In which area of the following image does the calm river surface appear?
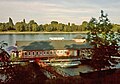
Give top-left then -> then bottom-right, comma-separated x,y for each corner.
0,33 -> 86,46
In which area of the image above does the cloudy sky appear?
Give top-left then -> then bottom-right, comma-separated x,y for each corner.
0,0 -> 120,24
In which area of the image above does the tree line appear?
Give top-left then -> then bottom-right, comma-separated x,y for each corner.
0,17 -> 120,32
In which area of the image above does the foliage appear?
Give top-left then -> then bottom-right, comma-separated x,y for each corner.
87,10 -> 119,69
2,63 -> 47,84
8,17 -> 14,30
0,41 -> 10,66
0,17 -> 120,32
0,41 -> 8,49
112,24 -> 120,33
0,19 -> 88,32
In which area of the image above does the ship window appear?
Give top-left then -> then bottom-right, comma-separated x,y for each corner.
46,51 -> 49,55
54,51 -> 56,55
57,51 -> 59,53
43,51 -> 46,55
50,51 -> 52,55
28,52 -> 31,56
33,52 -> 35,56
36,52 -> 39,56
39,51 -> 42,55
24,52 -> 27,56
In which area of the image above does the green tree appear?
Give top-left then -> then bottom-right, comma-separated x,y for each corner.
58,23 -> 64,31
50,21 -> 59,31
81,21 -> 88,31
0,41 -> 10,67
87,10 -> 119,69
51,21 -> 58,24
117,28 -> 120,33
71,23 -> 76,32
38,24 -> 44,31
63,25 -> 67,32
15,22 -> 27,31
9,17 -> 14,26
112,24 -> 120,32
7,17 -> 14,30
28,20 -> 38,31
23,19 -> 26,23
0,23 -> 7,31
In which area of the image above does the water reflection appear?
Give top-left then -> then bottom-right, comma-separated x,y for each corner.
8,34 -> 16,46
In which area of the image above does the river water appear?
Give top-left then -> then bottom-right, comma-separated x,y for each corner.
0,33 -> 86,46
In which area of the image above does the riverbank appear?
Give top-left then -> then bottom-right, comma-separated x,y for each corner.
1,62 -> 120,84
46,70 -> 120,84
0,31 -> 88,34
46,69 -> 120,84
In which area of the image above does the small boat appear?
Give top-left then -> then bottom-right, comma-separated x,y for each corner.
79,68 -> 117,78
49,37 -> 64,40
49,61 -> 81,68
60,62 -> 79,68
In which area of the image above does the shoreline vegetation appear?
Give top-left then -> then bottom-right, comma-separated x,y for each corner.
0,31 -> 88,34
0,18 -> 120,33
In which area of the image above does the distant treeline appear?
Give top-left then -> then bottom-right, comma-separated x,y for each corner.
0,17 -> 120,32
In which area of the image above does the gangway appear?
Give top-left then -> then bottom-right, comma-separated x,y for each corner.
36,59 -> 70,78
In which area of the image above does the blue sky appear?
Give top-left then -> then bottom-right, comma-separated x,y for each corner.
0,0 -> 120,24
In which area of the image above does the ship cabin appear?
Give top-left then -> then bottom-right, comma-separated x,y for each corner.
15,40 -> 93,59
